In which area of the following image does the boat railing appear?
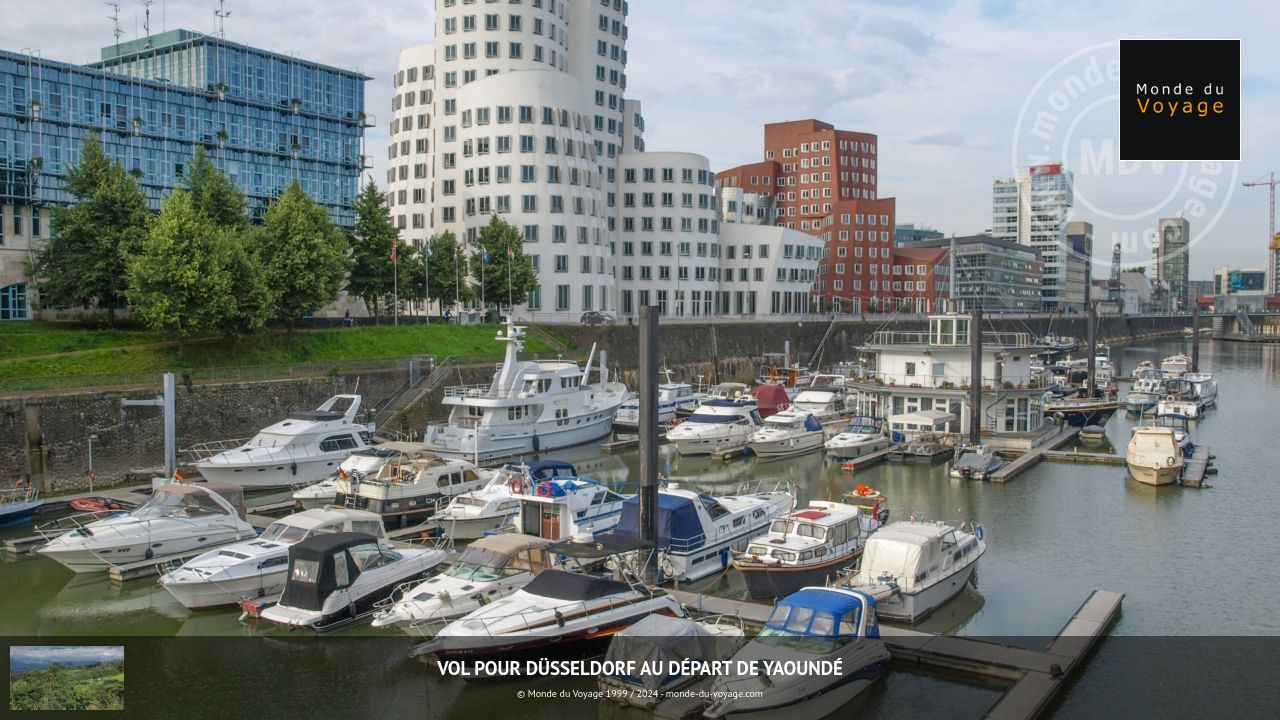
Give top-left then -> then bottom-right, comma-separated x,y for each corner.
0,486 -> 39,505
182,438 -> 251,462
34,510 -> 241,543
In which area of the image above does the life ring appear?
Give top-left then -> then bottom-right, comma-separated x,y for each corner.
535,481 -> 554,497
508,475 -> 524,494
1166,395 -> 1176,401
854,484 -> 874,496
1166,456 -> 1175,467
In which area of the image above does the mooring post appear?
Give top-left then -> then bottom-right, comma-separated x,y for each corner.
1191,304 -> 1201,372
1087,303 -> 1097,398
969,308 -> 982,446
163,372 -> 176,479
638,306 -> 660,584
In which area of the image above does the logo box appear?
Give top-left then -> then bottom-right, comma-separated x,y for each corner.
1119,39 -> 1240,161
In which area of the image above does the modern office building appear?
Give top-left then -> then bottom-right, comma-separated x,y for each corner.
0,31 -> 370,320
894,223 -> 944,247
1066,220 -> 1094,305
387,0 -> 668,320
909,235 -> 1043,313
717,223 -> 823,316
717,119 -> 897,314
992,163 -> 1082,311
1155,217 -> 1190,311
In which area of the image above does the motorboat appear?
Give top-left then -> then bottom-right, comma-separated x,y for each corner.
422,318 -> 628,463
1155,378 -> 1207,418
192,395 -> 373,488
1126,426 -> 1184,486
702,587 -> 890,719
409,568 -> 686,667
614,372 -> 700,429
1043,396 -> 1122,427
610,482 -> 793,583
757,362 -> 820,397
599,613 -> 747,710
424,462 -> 543,539
704,382 -> 752,402
1079,425 -> 1107,443
371,534 -> 553,631
749,411 -> 825,459
509,461 -> 633,541
37,483 -> 256,573
1038,333 -> 1080,356
825,416 -> 890,459
1154,413 -> 1194,456
785,386 -> 853,431
257,531 -> 447,631
158,508 -> 389,609
1182,372 -> 1218,409
1124,372 -> 1166,413
67,497 -> 123,514
887,433 -> 955,464
667,400 -> 764,456
1161,353 -> 1192,378
949,445 -> 1005,480
336,454 -> 488,528
0,486 -> 42,527
733,500 -> 884,600
291,443 -> 438,510
838,519 -> 986,623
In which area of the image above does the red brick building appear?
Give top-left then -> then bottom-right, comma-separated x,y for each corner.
716,119 -> 897,313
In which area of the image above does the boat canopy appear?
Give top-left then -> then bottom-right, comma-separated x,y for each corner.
521,569 -> 634,601
525,460 -> 577,479
764,587 -> 878,639
459,534 -> 551,572
750,384 -> 790,416
150,483 -> 246,519
604,614 -> 746,692
280,531 -> 379,611
614,493 -> 705,551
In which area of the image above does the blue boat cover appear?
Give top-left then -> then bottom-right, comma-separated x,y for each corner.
803,414 -> 823,433
613,493 -> 704,551
526,460 -> 576,479
764,588 -> 878,639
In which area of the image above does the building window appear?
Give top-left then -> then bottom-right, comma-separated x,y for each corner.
556,285 -> 570,311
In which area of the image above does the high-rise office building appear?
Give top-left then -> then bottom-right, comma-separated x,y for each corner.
992,163 -> 1084,311
716,119 -> 896,314
0,31 -> 369,320
1156,217 -> 1190,311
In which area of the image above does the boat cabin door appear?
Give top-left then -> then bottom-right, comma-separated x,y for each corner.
540,507 -> 562,540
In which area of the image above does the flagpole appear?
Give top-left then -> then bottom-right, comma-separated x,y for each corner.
393,244 -> 399,327
481,251 -> 486,313
454,243 -> 460,319
507,242 -> 513,309
424,242 -> 430,320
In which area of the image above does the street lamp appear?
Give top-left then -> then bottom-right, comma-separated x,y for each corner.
87,434 -> 99,493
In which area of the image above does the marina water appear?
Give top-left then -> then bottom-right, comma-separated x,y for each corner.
3,337 -> 1278,718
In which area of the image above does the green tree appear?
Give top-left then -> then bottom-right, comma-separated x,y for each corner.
35,135 -> 148,324
345,180 -> 400,321
260,181 -> 347,329
214,227 -> 274,343
467,215 -> 539,311
184,146 -> 247,227
125,190 -> 235,349
424,230 -> 472,317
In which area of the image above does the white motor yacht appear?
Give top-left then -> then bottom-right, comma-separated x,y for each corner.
949,445 -> 1005,480
0,486 -> 42,527
1124,372 -> 1166,413
749,411 -> 825,458
426,462 -> 531,539
510,462 -> 633,541
733,499 -> 884,599
1161,353 -> 1192,378
825,416 -> 890,459
158,508 -> 388,609
337,454 -> 488,528
409,568 -> 685,668
1126,426 -> 1184,486
703,587 -> 890,719
785,385 -> 853,431
370,534 -> 553,630
667,399 -> 764,456
422,318 -> 628,463
37,483 -> 256,573
611,482 -> 793,583
839,519 -> 986,623
1183,372 -> 1218,408
291,443 -> 435,510
192,395 -> 372,488
614,374 -> 700,429
257,531 -> 447,631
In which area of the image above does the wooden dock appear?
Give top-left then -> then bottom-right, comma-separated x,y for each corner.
710,445 -> 752,462
989,428 -> 1080,482
836,447 -> 893,471
601,432 -> 667,454
1039,449 -> 1126,465
667,587 -> 1123,720
1181,445 -> 1214,488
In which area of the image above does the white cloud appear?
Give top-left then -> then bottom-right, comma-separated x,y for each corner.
11,645 -> 124,665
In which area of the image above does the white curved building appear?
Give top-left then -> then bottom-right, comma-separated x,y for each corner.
387,44 -> 437,316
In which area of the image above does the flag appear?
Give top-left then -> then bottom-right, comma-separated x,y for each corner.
425,244 -> 433,258
390,246 -> 397,261
507,245 -> 514,260
483,250 -> 491,264
174,469 -> 185,481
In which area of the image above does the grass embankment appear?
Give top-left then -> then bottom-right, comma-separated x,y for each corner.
9,661 -> 125,711
0,322 -> 560,380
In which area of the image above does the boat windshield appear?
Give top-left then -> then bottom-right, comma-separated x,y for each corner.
768,519 -> 825,539
246,432 -> 296,448
442,546 -> 522,582
686,413 -> 739,424
260,522 -> 310,543
843,422 -> 878,435
132,489 -> 226,519
757,604 -> 861,652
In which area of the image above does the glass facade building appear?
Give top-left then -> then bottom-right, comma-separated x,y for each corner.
0,30 -> 370,320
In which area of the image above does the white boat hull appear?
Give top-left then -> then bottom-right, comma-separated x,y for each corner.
197,456 -> 347,488
873,554 -> 980,623
161,568 -> 287,609
38,527 -> 251,574
750,432 -> 824,458
427,512 -> 514,540
670,426 -> 755,456
424,411 -> 621,464
825,437 -> 890,459
1127,463 -> 1182,486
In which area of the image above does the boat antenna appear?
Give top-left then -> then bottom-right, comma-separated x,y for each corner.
780,484 -> 798,543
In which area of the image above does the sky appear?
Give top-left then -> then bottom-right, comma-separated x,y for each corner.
3,0 -> 1277,280
10,645 -> 124,669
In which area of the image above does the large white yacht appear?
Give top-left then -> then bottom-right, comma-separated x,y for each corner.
611,482 -> 793,583
422,318 -> 627,463
158,508 -> 389,609
37,483 -> 257,573
839,519 -> 986,623
666,399 -> 764,456
749,411 -> 825,458
336,455 -> 488,528
785,385 -> 854,431
193,395 -> 373,488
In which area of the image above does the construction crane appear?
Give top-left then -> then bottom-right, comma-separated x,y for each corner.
1242,172 -> 1278,294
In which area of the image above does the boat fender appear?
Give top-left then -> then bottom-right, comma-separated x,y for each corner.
535,481 -> 554,497
291,461 -> 298,476
144,548 -> 154,560
532,434 -> 540,454
975,525 -> 985,541
719,547 -> 730,569
554,609 -> 565,628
